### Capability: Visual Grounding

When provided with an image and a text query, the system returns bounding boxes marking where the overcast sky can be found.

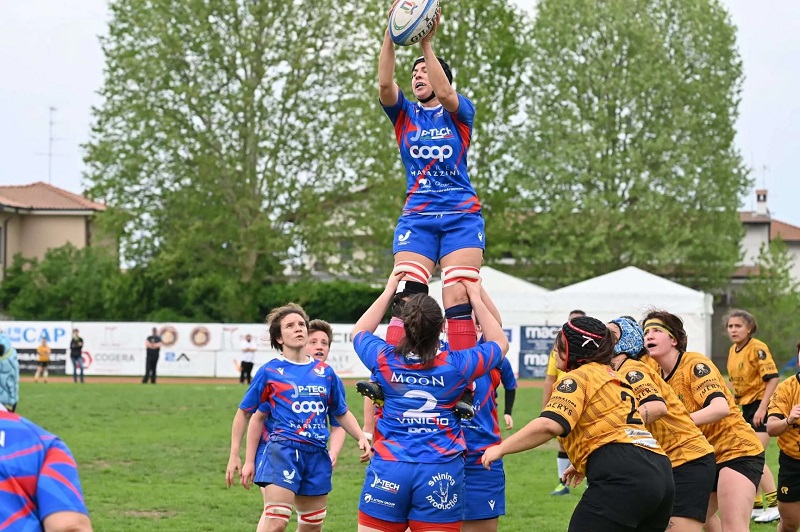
[1,1,797,225]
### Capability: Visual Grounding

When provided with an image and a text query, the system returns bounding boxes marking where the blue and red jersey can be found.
[0,412,88,530]
[240,356,347,449]
[353,331,503,463]
[382,90,480,215]
[463,357,517,464]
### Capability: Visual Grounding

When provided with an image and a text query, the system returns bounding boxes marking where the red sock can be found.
[386,317,405,346]
[447,319,477,350]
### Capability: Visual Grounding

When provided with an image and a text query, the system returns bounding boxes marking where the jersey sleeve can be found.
[452,93,476,130]
[327,372,349,418]
[688,360,727,408]
[546,347,560,377]
[768,380,791,419]
[381,89,412,125]
[499,358,517,390]
[239,367,269,412]
[622,367,665,406]
[755,345,779,381]
[539,375,587,436]
[35,435,89,521]
[328,412,341,428]
[353,331,386,374]
[447,341,504,382]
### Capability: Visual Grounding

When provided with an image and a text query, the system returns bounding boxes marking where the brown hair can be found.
[643,310,688,353]
[308,319,333,345]
[266,303,309,351]
[723,309,757,336]
[555,316,615,369]
[396,294,445,365]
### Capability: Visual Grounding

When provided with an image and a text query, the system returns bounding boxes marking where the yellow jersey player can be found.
[484,317,674,532]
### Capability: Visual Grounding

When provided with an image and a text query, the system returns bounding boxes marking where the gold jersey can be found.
[541,362,666,475]
[767,373,800,460]
[617,358,714,467]
[727,338,779,406]
[662,352,763,463]
[546,347,565,379]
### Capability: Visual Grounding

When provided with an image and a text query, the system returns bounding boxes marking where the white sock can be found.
[557,456,571,480]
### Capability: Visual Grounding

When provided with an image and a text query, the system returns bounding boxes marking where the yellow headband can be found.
[643,318,676,340]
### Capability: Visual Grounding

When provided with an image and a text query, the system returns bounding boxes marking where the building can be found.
[0,182,107,280]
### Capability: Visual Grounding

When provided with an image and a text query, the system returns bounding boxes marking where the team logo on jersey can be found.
[277,367,285,375]
[398,230,411,243]
[557,379,577,393]
[478,231,483,242]
[371,472,401,494]
[363,493,396,508]
[626,371,645,384]
[758,350,767,360]
[283,469,296,483]
[426,472,458,510]
[693,363,711,378]
[291,400,326,414]
[313,366,325,377]
[409,145,453,162]
[488,500,496,510]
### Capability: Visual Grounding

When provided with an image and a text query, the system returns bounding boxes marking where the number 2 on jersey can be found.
[621,391,643,425]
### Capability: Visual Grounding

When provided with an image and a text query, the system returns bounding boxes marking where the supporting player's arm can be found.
[689,396,730,426]
[465,280,508,355]
[639,400,667,424]
[419,13,457,112]
[240,409,267,490]
[352,272,403,337]
[362,398,376,440]
[482,417,563,468]
[333,410,372,463]
[754,377,779,427]
[226,408,252,487]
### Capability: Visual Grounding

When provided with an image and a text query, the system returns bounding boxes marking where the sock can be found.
[557,452,570,481]
[386,317,405,346]
[754,493,764,510]
[765,490,777,508]
[445,304,476,350]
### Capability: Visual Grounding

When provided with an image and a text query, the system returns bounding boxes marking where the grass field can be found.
[18,380,780,531]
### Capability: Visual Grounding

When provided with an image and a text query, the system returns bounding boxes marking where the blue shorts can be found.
[393,212,485,261]
[359,456,465,524]
[254,438,332,496]
[463,460,505,520]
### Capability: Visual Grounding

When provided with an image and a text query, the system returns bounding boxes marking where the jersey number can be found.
[621,391,643,425]
[402,390,439,419]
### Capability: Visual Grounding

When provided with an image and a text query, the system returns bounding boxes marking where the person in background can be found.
[240,333,257,385]
[542,309,585,496]
[143,327,162,384]
[0,408,93,531]
[34,337,51,383]
[70,328,85,384]
[0,331,19,412]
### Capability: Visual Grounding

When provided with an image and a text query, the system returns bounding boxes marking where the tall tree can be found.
[505,0,750,290]
[734,238,800,366]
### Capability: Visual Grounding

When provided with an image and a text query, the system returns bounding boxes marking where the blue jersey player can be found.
[377,9,484,359]
[237,304,370,532]
[352,273,509,532]
[0,408,92,531]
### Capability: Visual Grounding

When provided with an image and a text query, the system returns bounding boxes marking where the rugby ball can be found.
[389,0,440,47]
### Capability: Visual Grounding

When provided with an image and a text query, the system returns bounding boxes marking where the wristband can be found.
[363,432,373,441]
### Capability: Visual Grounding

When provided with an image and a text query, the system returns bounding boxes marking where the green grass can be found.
[19,381,779,531]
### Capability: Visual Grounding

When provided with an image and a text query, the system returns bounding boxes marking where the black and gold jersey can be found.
[727,338,779,405]
[767,373,800,460]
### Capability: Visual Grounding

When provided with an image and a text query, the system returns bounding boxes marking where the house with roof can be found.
[0,182,107,280]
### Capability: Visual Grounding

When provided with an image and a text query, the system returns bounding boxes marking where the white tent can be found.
[547,267,714,355]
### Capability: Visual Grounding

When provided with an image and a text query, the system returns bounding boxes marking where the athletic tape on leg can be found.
[298,506,327,525]
[442,266,480,287]
[393,261,432,285]
[264,503,293,522]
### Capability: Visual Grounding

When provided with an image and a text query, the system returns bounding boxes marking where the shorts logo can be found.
[488,500,496,510]
[758,350,767,360]
[426,472,458,510]
[371,472,400,494]
[626,371,645,384]
[363,493,396,508]
[478,232,483,242]
[693,363,711,378]
[782,487,789,495]
[398,230,411,243]
[409,145,453,162]
[291,400,326,414]
[283,469,296,483]
[557,379,577,393]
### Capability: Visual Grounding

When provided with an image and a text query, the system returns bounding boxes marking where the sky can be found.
[0,1,798,225]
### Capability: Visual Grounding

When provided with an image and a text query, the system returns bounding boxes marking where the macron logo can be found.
[277,367,284,375]
[398,230,411,242]
[488,500,496,510]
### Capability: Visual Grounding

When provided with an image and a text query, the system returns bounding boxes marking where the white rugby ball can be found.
[388,0,440,47]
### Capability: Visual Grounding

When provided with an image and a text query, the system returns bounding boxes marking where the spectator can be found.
[34,338,51,383]
[143,327,162,384]
[70,329,85,384]
[0,331,19,412]
[0,409,93,531]
[239,333,257,385]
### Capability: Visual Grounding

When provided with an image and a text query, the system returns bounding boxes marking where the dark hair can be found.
[308,319,333,345]
[412,56,453,84]
[396,294,445,365]
[642,310,688,353]
[569,310,586,318]
[555,316,615,370]
[266,303,309,351]
[724,309,757,336]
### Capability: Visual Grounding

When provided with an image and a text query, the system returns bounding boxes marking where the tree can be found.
[504,0,750,290]
[734,238,800,367]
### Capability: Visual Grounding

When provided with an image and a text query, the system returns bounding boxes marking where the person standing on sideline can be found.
[70,329,85,384]
[240,334,257,385]
[0,408,93,531]
[34,338,51,383]
[542,309,585,496]
[0,331,19,412]
[143,327,162,384]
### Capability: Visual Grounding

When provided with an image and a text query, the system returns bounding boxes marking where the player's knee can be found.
[263,502,293,524]
[297,506,326,528]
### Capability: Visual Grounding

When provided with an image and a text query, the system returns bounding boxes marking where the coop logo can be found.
[291,401,326,414]
[371,472,401,494]
[409,145,452,162]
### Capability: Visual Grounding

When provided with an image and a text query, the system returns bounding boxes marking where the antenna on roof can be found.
[36,106,63,185]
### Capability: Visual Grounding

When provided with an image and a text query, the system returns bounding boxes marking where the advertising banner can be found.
[2,321,71,375]
[517,325,561,378]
